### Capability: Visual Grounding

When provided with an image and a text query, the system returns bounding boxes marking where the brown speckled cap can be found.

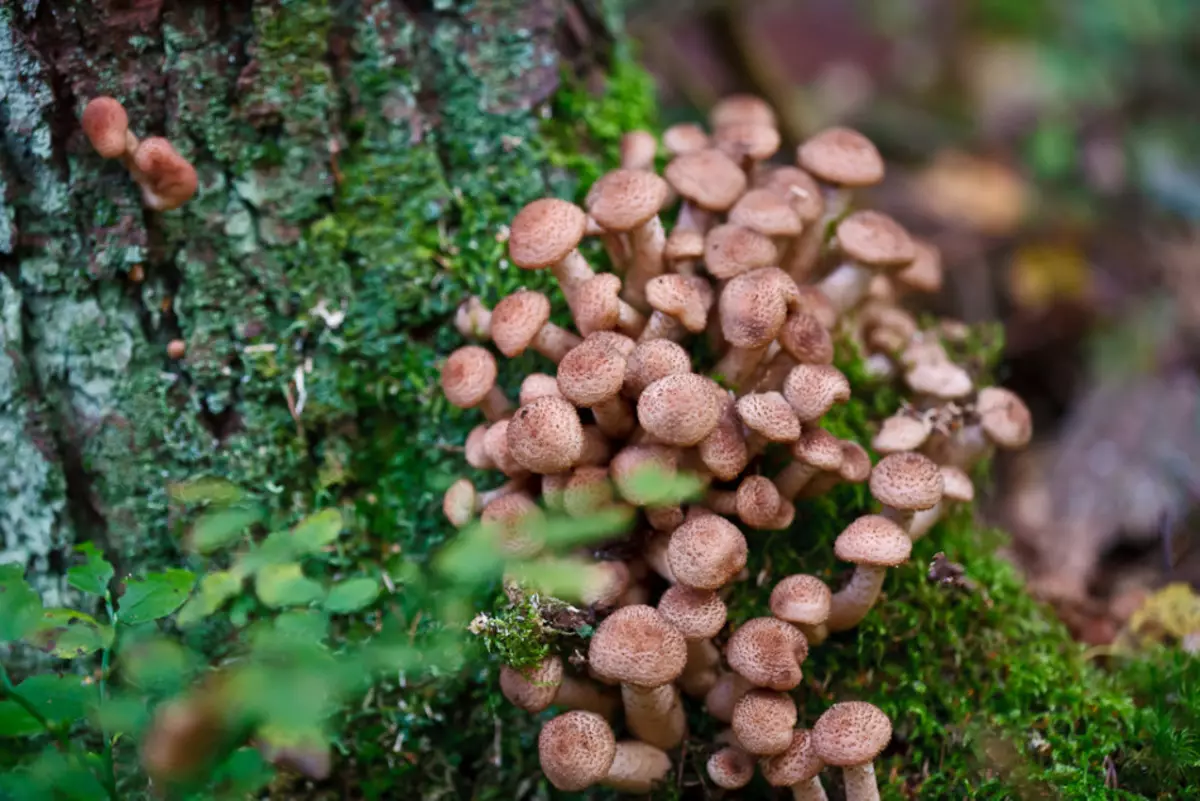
[704,224,778,280]
[836,210,916,268]
[869,452,944,511]
[657,585,727,639]
[645,274,712,333]
[509,198,588,269]
[726,617,808,691]
[573,274,626,337]
[624,339,692,399]
[706,746,754,790]
[665,149,747,211]
[762,729,825,787]
[506,396,584,474]
[668,514,748,590]
[790,427,844,471]
[491,291,551,357]
[698,390,751,481]
[797,127,885,188]
[758,166,825,223]
[872,414,933,454]
[132,138,199,211]
[940,465,975,503]
[586,169,670,232]
[835,515,912,567]
[557,336,626,407]
[637,373,722,446]
[501,655,563,712]
[710,94,776,129]
[662,122,710,156]
[519,373,563,406]
[81,97,130,159]
[769,575,832,627]
[905,360,973,400]
[735,475,782,529]
[795,285,838,330]
[783,364,851,422]
[896,239,943,293]
[587,330,636,357]
[976,386,1033,449]
[482,420,526,477]
[812,701,892,767]
[719,268,793,349]
[610,444,677,505]
[538,711,617,791]
[732,690,798,756]
[441,346,498,409]
[736,392,801,443]
[778,311,834,365]
[587,605,687,688]
[729,188,803,238]
[664,227,705,261]
[838,441,872,482]
[715,123,782,163]
[620,129,657,170]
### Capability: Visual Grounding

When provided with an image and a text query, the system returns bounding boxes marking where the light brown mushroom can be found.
[464,424,494,470]
[697,387,751,481]
[455,296,492,340]
[480,492,544,558]
[782,364,851,423]
[819,210,916,314]
[132,137,199,211]
[491,290,581,362]
[775,427,844,500]
[933,386,1033,468]
[811,702,892,801]
[667,513,748,589]
[620,130,658,171]
[754,311,835,392]
[736,391,802,456]
[640,273,713,341]
[826,515,912,632]
[508,198,594,313]
[705,671,754,723]
[623,340,692,399]
[440,346,510,422]
[505,396,585,474]
[797,126,885,218]
[895,238,943,295]
[732,689,798,756]
[481,420,527,477]
[707,745,755,790]
[609,444,683,528]
[662,122,710,157]
[770,574,833,645]
[759,167,828,282]
[905,358,974,402]
[665,148,747,235]
[663,226,705,276]
[725,617,808,691]
[798,440,872,499]
[586,169,671,311]
[558,336,636,438]
[703,223,778,281]
[868,451,944,534]
[442,478,523,528]
[713,268,797,388]
[538,711,671,793]
[82,96,134,159]
[519,373,564,406]
[501,655,617,718]
[909,465,975,541]
[709,94,777,129]
[637,373,723,447]
[657,585,727,696]
[872,414,933,455]
[573,273,647,338]
[762,729,829,801]
[715,122,782,174]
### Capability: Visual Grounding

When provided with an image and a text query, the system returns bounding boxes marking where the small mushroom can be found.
[729,188,803,254]
[482,419,528,478]
[609,444,683,528]
[927,386,1032,468]
[667,514,748,590]
[657,585,727,696]
[704,671,753,723]
[762,729,829,801]
[640,274,713,341]
[491,290,581,362]
[801,440,872,499]
[703,223,778,281]
[663,122,710,157]
[775,427,844,500]
[623,340,692,400]
[811,702,892,801]
[736,391,802,455]
[706,745,755,790]
[754,311,835,392]
[441,478,523,527]
[909,465,975,541]
[637,373,723,446]
[574,273,647,338]
[758,167,827,282]
[663,226,705,276]
[558,336,636,438]
[725,617,808,691]
[705,475,783,530]
[697,388,751,481]
[818,210,916,314]
[440,346,510,422]
[783,364,851,423]
[500,655,617,719]
[869,452,944,535]
[770,574,833,645]
[505,396,585,474]
[895,239,943,295]
[455,296,492,340]
[826,515,912,632]
[905,358,974,403]
[714,268,797,388]
[519,373,564,405]
[132,137,199,211]
[872,414,933,455]
[508,198,594,314]
[732,689,797,756]
[81,96,134,159]
[797,127,885,218]
[714,122,782,174]
[586,169,671,311]
[620,129,658,171]
[538,711,671,793]
[665,148,747,235]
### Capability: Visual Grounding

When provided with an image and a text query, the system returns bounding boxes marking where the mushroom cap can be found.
[509,198,587,269]
[665,149,747,211]
[838,441,872,482]
[664,227,705,261]
[732,690,798,755]
[765,498,796,530]
[132,137,199,211]
[482,420,526,477]
[582,560,632,607]
[719,268,793,349]
[940,465,975,503]
[500,655,563,712]
[538,711,617,791]
[735,475,782,528]
[645,274,712,333]
[729,188,803,238]
[835,515,912,567]
[586,169,670,231]
[573,274,625,337]
[906,359,974,400]
[795,285,838,330]
[81,96,129,159]
[778,311,834,365]
[520,373,564,406]
[705,672,753,723]
[441,346,499,409]
[762,729,825,786]
[769,575,832,626]
[976,386,1033,449]
[587,605,687,688]
[797,127,885,188]
[442,478,477,527]
[715,122,782,163]
[637,374,723,446]
[620,129,658,168]
[710,94,776,129]
[464,424,494,469]
[790,426,844,471]
[657,585,727,639]
[758,166,825,222]
[783,364,851,422]
[623,339,692,399]
[662,122,710,156]
[609,444,678,505]
[704,224,778,280]
[668,514,748,590]
[563,466,616,517]
[736,392,801,443]
[506,396,585,474]
[480,492,543,557]
[896,239,944,293]
[870,451,944,511]
[836,210,916,268]
[706,746,754,790]
[491,291,552,357]
[872,414,933,454]
[698,390,751,481]
[812,701,892,767]
[557,336,627,407]
[726,617,807,691]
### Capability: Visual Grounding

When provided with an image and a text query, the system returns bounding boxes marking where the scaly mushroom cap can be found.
[557,336,626,407]
[588,330,636,357]
[519,373,563,405]
[491,290,552,357]
[610,444,677,505]
[707,746,755,790]
[442,478,477,527]
[663,122,710,156]
[812,701,892,767]
[657,585,727,639]
[441,346,498,409]
[940,465,975,503]
[574,274,626,337]
[790,427,844,471]
[710,94,777,129]
[762,729,825,786]
[698,389,751,481]
[735,476,782,528]
[759,166,825,222]
[715,122,782,163]
[509,198,587,269]
[835,515,912,567]
[838,441,873,482]
[836,210,916,268]
[897,239,943,293]
[81,97,130,159]
[729,188,803,238]
[869,452,944,511]
[976,386,1033,449]
[795,285,838,330]
[726,617,808,691]
[133,138,199,211]
[506,396,585,474]
[664,227,705,261]
[624,339,692,399]
[769,575,832,627]
[587,605,687,688]
[501,655,563,712]
[482,420,525,477]
[586,169,670,231]
[905,359,974,400]
[645,274,712,333]
[668,514,748,590]
[872,414,933,454]
[732,690,798,755]
[778,311,834,364]
[783,364,851,422]
[665,149,747,211]
[720,268,792,349]
[736,392,801,443]
[563,466,616,517]
[797,127,885,188]
[704,224,778,280]
[538,711,617,791]
[637,373,723,446]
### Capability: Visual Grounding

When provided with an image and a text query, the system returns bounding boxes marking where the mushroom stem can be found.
[592,397,636,439]
[800,623,829,646]
[782,224,826,283]
[713,345,770,389]
[841,761,880,801]
[553,250,597,312]
[678,638,720,696]
[532,323,583,363]
[605,741,672,794]
[623,217,668,311]
[775,462,821,500]
[555,676,620,720]
[816,260,872,314]
[455,297,492,339]
[792,775,831,801]
[907,502,943,541]
[638,311,687,342]
[621,684,686,750]
[880,506,917,536]
[480,387,511,422]
[826,566,887,632]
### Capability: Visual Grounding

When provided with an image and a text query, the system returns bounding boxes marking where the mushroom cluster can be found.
[440,94,1033,797]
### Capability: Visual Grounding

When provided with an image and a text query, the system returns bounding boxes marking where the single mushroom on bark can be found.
[811,702,893,801]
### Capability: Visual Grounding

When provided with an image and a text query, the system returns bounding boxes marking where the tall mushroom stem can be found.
[842,762,880,801]
[606,741,673,794]
[792,776,831,801]
[826,566,888,632]
[621,684,686,750]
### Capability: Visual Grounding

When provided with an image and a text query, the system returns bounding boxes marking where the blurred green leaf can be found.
[433,521,503,583]
[1027,120,1077,179]
[256,563,325,608]
[538,506,637,548]
[0,565,43,642]
[207,747,276,800]
[274,610,329,642]
[324,578,380,614]
[0,674,93,737]
[120,638,196,693]
[25,609,112,659]
[505,557,597,603]
[66,543,113,597]
[290,509,343,553]
[190,505,265,554]
[119,570,196,624]
[91,694,151,738]
[176,570,244,627]
[168,476,245,506]
[620,465,704,506]
[0,748,108,800]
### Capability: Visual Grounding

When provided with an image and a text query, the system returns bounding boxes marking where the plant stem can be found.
[100,593,119,800]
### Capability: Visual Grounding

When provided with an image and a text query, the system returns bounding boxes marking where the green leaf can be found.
[256,563,325,608]
[274,610,329,642]
[120,638,196,693]
[190,504,265,554]
[208,748,275,799]
[0,674,93,737]
[67,542,114,597]
[176,569,244,627]
[290,509,343,553]
[118,569,196,624]
[323,578,380,614]
[25,609,112,659]
[0,565,43,642]
[168,476,245,506]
